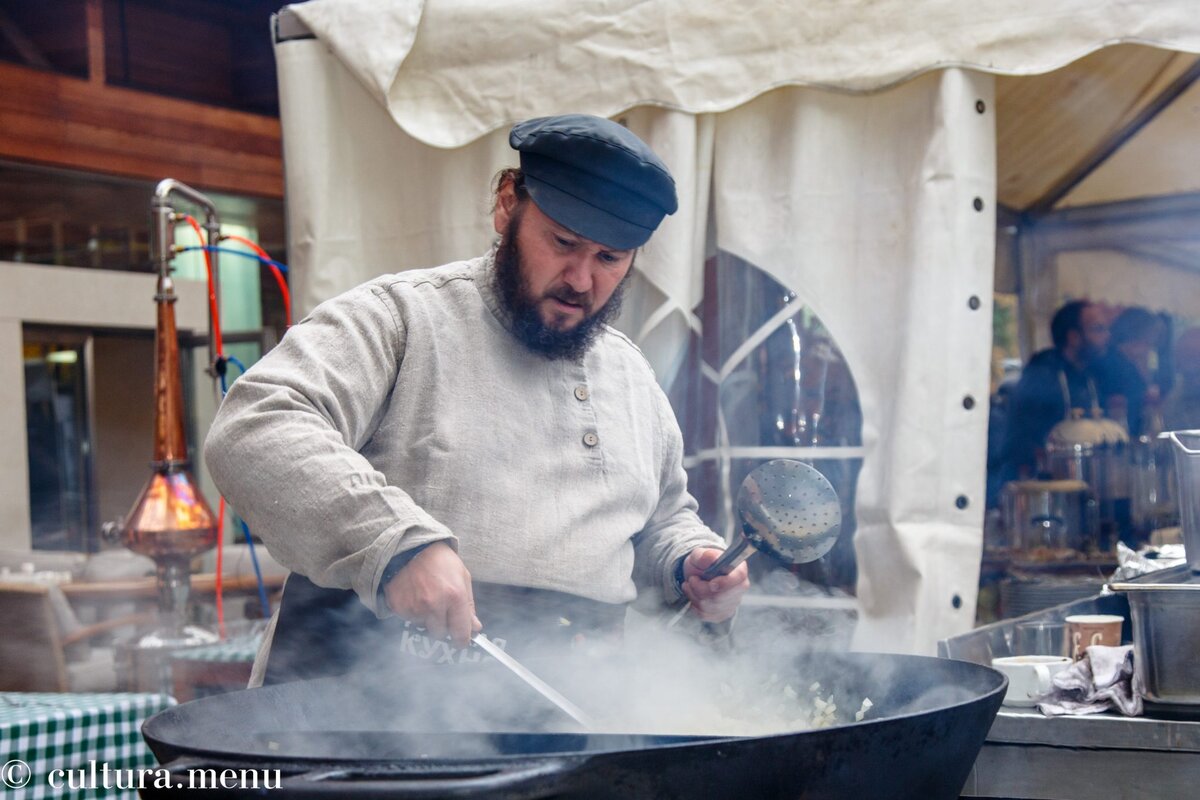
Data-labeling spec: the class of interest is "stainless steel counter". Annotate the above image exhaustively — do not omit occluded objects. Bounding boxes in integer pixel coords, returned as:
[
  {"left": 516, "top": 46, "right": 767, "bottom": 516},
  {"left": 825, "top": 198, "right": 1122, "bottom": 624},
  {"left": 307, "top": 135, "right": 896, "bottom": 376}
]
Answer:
[
  {"left": 941, "top": 581, "right": 1200, "bottom": 799},
  {"left": 964, "top": 707, "right": 1200, "bottom": 799}
]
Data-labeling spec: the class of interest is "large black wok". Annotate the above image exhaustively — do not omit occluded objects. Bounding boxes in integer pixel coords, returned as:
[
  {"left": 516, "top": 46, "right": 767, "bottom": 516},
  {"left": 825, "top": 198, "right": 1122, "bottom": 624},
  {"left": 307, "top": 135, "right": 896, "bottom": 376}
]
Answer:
[{"left": 141, "top": 651, "right": 1004, "bottom": 799}]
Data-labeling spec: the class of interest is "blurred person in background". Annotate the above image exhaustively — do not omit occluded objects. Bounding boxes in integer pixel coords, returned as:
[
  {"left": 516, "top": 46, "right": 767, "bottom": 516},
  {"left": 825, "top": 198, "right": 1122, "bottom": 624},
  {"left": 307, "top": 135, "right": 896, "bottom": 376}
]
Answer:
[
  {"left": 1095, "top": 307, "right": 1173, "bottom": 437},
  {"left": 985, "top": 373, "right": 1019, "bottom": 509},
  {"left": 1164, "top": 327, "right": 1200, "bottom": 431},
  {"left": 996, "top": 300, "right": 1109, "bottom": 484}
]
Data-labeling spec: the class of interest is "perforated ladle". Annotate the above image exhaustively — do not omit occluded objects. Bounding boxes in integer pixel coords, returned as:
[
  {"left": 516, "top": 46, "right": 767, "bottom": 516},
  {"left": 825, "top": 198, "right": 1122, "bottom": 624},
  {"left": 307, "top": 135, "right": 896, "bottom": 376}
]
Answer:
[{"left": 669, "top": 458, "right": 842, "bottom": 626}]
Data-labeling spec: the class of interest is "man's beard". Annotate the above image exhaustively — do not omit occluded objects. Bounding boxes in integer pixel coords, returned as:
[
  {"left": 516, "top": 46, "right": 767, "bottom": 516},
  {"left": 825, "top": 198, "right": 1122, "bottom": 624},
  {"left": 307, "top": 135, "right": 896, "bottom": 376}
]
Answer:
[{"left": 493, "top": 208, "right": 630, "bottom": 361}]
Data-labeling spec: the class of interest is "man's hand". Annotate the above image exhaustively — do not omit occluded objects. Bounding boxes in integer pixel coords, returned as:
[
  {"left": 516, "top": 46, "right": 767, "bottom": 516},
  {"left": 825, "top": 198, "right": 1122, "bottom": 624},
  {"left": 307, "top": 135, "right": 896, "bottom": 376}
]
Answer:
[
  {"left": 681, "top": 547, "right": 750, "bottom": 622},
  {"left": 383, "top": 541, "right": 482, "bottom": 646}
]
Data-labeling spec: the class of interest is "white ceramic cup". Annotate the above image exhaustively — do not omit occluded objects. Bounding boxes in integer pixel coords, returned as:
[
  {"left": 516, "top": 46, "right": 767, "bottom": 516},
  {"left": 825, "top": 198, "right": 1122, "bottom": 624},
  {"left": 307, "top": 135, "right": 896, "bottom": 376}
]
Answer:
[{"left": 991, "top": 655, "right": 1073, "bottom": 707}]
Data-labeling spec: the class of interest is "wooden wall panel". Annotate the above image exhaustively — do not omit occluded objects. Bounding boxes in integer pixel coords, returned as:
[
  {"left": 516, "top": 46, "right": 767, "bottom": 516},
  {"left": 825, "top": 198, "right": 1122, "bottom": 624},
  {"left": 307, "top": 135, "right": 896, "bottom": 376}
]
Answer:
[{"left": 0, "top": 61, "right": 282, "bottom": 198}]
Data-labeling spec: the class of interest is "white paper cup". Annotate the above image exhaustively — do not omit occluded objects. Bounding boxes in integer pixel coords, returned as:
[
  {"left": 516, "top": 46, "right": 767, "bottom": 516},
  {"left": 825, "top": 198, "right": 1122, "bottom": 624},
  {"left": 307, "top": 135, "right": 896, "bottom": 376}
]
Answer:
[{"left": 991, "top": 655, "right": 1072, "bottom": 707}]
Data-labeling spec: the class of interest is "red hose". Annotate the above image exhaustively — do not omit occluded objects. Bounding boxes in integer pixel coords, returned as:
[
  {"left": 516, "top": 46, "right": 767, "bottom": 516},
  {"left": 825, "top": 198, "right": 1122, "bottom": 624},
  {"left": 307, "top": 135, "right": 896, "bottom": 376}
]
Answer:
[
  {"left": 222, "top": 233, "right": 292, "bottom": 327},
  {"left": 182, "top": 222, "right": 287, "bottom": 638},
  {"left": 183, "top": 215, "right": 224, "bottom": 354},
  {"left": 183, "top": 214, "right": 227, "bottom": 636}
]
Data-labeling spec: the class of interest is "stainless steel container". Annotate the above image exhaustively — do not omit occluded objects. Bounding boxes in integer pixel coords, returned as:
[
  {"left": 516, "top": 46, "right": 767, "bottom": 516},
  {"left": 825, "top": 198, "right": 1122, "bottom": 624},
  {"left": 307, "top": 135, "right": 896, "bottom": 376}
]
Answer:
[
  {"left": 1131, "top": 433, "right": 1178, "bottom": 540},
  {"left": 1165, "top": 431, "right": 1200, "bottom": 571},
  {"left": 1111, "top": 566, "right": 1200, "bottom": 705}
]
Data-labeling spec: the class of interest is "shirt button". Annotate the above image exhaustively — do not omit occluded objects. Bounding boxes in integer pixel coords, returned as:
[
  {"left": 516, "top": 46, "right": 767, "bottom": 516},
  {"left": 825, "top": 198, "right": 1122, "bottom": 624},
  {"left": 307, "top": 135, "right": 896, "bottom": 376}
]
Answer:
[
  {"left": 583, "top": 432, "right": 599, "bottom": 447},
  {"left": 574, "top": 385, "right": 589, "bottom": 401}
]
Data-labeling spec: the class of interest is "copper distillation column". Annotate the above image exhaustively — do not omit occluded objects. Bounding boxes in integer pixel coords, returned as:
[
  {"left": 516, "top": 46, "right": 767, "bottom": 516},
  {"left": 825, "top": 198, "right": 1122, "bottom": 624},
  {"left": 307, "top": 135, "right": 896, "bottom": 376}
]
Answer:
[{"left": 108, "top": 180, "right": 222, "bottom": 659}]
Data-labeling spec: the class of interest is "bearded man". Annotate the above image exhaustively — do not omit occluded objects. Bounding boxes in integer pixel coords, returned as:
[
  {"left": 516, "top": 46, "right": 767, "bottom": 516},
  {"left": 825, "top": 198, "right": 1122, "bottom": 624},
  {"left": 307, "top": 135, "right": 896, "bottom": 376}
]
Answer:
[
  {"left": 996, "top": 299, "right": 1111, "bottom": 488},
  {"left": 205, "top": 114, "right": 749, "bottom": 685}
]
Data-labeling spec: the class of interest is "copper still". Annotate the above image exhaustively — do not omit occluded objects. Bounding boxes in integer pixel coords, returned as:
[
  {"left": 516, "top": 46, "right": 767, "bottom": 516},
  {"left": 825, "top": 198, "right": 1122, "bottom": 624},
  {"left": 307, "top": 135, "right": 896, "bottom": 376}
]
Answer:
[{"left": 108, "top": 179, "right": 222, "bottom": 651}]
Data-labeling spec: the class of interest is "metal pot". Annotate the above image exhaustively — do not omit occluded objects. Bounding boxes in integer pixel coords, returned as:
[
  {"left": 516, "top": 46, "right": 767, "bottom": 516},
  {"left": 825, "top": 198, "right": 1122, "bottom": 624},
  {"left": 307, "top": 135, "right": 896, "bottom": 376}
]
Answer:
[
  {"left": 1001, "top": 479, "right": 1096, "bottom": 555},
  {"left": 1044, "top": 413, "right": 1132, "bottom": 551},
  {"left": 140, "top": 652, "right": 1004, "bottom": 799}
]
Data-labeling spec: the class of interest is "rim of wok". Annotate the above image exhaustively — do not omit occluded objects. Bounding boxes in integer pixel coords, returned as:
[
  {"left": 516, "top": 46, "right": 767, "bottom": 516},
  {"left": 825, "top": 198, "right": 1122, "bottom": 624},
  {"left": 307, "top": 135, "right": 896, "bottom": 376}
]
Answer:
[{"left": 144, "top": 652, "right": 1007, "bottom": 764}]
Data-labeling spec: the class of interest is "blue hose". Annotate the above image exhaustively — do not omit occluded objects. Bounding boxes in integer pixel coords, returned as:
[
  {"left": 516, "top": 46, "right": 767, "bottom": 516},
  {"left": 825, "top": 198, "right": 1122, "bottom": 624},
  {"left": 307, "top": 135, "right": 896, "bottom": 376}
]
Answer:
[
  {"left": 177, "top": 245, "right": 289, "bottom": 273},
  {"left": 239, "top": 518, "right": 272, "bottom": 617},
  {"left": 217, "top": 355, "right": 247, "bottom": 398}
]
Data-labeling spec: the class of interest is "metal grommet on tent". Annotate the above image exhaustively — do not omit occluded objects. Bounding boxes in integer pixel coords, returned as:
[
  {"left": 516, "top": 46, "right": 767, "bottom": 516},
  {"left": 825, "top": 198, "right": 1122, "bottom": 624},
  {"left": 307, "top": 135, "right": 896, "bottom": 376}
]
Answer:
[
  {"left": 962, "top": 395, "right": 976, "bottom": 410},
  {"left": 972, "top": 197, "right": 984, "bottom": 211},
  {"left": 952, "top": 593, "right": 963, "bottom": 609},
  {"left": 968, "top": 295, "right": 981, "bottom": 310},
  {"left": 955, "top": 495, "right": 970, "bottom": 510},
  {"left": 975, "top": 100, "right": 986, "bottom": 114}
]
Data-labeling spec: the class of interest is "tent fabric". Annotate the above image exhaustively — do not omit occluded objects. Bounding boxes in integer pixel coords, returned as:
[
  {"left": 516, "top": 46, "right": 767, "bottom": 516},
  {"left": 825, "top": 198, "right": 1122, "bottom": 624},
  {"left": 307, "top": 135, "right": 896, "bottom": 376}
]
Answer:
[
  {"left": 274, "top": 40, "right": 509, "bottom": 314},
  {"left": 288, "top": 0, "right": 1200, "bottom": 149},
  {"left": 711, "top": 72, "right": 996, "bottom": 652}
]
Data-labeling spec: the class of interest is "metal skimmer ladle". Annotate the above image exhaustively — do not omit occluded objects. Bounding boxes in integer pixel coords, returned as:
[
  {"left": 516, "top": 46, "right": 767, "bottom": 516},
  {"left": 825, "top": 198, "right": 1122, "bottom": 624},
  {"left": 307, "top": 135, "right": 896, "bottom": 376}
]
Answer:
[{"left": 669, "top": 459, "right": 842, "bottom": 626}]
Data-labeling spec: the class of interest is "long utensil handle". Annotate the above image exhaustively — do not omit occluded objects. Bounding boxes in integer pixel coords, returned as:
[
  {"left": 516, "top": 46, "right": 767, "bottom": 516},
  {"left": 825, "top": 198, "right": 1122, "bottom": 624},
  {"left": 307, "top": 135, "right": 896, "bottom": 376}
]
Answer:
[
  {"left": 667, "top": 538, "right": 754, "bottom": 628},
  {"left": 472, "top": 634, "right": 596, "bottom": 730},
  {"left": 699, "top": 537, "right": 753, "bottom": 580}
]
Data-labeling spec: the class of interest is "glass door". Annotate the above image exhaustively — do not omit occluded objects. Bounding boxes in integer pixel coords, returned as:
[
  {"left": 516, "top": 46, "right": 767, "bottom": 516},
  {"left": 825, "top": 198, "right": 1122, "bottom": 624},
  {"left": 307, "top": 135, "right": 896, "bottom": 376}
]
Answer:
[{"left": 23, "top": 327, "right": 95, "bottom": 551}]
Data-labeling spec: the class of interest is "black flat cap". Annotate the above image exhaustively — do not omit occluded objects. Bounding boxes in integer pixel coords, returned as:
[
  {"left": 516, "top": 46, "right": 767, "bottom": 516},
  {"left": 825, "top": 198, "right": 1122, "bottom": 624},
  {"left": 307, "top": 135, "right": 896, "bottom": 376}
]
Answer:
[{"left": 509, "top": 114, "right": 678, "bottom": 250}]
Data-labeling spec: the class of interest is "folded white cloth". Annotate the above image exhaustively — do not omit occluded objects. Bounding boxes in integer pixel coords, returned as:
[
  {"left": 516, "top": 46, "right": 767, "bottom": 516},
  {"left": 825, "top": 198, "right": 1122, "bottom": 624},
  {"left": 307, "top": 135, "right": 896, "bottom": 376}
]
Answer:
[{"left": 1037, "top": 645, "right": 1143, "bottom": 716}]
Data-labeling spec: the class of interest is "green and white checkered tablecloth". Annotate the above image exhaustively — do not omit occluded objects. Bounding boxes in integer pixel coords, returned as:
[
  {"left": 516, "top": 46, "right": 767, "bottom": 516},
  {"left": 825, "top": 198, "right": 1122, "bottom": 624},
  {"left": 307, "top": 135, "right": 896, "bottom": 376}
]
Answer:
[{"left": 0, "top": 692, "right": 172, "bottom": 799}]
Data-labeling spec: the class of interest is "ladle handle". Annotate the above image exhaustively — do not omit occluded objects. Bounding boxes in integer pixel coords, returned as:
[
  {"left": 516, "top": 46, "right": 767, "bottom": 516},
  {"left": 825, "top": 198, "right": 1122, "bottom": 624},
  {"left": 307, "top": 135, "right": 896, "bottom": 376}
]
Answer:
[
  {"left": 666, "top": 537, "right": 753, "bottom": 629},
  {"left": 699, "top": 536, "right": 753, "bottom": 580}
]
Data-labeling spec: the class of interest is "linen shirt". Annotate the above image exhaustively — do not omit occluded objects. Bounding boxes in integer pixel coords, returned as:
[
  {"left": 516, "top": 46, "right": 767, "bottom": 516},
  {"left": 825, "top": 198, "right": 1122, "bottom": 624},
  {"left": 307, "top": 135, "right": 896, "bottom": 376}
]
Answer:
[{"left": 204, "top": 252, "right": 722, "bottom": 621}]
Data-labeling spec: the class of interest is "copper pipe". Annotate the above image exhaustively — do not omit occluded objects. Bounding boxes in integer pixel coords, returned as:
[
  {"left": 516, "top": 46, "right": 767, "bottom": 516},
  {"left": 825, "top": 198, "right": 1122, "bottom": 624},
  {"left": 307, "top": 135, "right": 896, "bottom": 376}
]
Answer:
[
  {"left": 123, "top": 270, "right": 217, "bottom": 562},
  {"left": 152, "top": 273, "right": 188, "bottom": 465},
  {"left": 153, "top": 178, "right": 221, "bottom": 375},
  {"left": 121, "top": 181, "right": 218, "bottom": 600}
]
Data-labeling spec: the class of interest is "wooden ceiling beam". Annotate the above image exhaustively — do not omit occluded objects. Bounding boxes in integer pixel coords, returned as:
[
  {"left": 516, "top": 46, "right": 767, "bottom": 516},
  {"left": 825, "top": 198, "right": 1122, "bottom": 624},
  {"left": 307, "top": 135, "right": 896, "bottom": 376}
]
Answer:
[{"left": 0, "top": 61, "right": 282, "bottom": 199}]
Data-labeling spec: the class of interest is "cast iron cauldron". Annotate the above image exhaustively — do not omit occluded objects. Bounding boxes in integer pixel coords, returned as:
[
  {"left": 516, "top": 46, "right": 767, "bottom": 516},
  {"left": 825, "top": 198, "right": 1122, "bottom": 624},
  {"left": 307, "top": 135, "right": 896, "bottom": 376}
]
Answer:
[{"left": 141, "top": 652, "right": 1004, "bottom": 799}]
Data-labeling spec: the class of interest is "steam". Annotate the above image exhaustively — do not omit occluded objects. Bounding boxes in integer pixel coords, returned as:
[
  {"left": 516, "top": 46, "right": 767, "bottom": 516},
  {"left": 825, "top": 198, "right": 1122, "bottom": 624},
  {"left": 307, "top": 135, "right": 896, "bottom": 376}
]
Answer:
[{"left": 293, "top": 595, "right": 867, "bottom": 742}]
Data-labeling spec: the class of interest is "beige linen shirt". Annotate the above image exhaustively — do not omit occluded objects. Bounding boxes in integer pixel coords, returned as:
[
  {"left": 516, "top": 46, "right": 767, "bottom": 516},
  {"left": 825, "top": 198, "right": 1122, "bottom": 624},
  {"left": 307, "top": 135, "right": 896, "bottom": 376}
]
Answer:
[{"left": 205, "top": 252, "right": 722, "bottom": 630}]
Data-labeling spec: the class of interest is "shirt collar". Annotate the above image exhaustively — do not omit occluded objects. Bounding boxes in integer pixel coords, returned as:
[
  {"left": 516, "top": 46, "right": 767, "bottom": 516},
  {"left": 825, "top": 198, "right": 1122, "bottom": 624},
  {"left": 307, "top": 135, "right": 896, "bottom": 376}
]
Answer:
[{"left": 472, "top": 246, "right": 514, "bottom": 335}]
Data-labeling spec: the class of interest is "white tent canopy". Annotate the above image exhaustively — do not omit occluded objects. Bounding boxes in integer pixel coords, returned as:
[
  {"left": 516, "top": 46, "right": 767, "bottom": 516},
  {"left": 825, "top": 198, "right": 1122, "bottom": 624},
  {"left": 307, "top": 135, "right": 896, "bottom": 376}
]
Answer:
[
  {"left": 273, "top": 0, "right": 1200, "bottom": 654},
  {"left": 288, "top": 0, "right": 1200, "bottom": 149}
]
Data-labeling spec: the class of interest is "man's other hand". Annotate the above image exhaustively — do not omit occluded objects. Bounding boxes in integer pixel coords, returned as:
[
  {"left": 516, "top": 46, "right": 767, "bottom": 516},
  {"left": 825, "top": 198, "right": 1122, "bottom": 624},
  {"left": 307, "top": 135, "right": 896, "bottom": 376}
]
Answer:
[
  {"left": 383, "top": 541, "right": 482, "bottom": 646},
  {"left": 681, "top": 547, "right": 750, "bottom": 622}
]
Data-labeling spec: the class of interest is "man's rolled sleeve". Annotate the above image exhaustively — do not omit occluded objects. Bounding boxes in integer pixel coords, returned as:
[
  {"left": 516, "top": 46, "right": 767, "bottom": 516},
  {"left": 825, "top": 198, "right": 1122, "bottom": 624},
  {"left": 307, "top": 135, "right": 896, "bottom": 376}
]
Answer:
[
  {"left": 632, "top": 387, "right": 725, "bottom": 604},
  {"left": 205, "top": 282, "right": 457, "bottom": 615}
]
